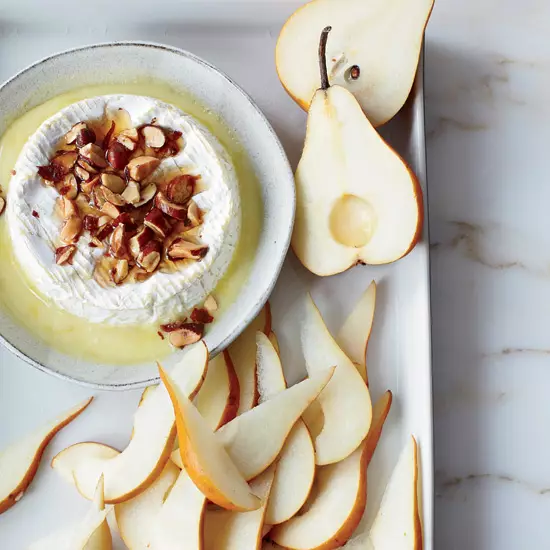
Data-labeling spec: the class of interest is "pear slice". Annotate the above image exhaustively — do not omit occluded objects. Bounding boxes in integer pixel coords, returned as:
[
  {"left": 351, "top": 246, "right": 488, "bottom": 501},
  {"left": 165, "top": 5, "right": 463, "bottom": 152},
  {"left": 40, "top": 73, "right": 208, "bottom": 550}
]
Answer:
[
  {"left": 115, "top": 461, "right": 180, "bottom": 550},
  {"left": 268, "top": 331, "right": 280, "bottom": 354},
  {"left": 256, "top": 332, "right": 316, "bottom": 525},
  {"left": 336, "top": 281, "right": 377, "bottom": 383},
  {"left": 367, "top": 436, "right": 422, "bottom": 550},
  {"left": 270, "top": 391, "right": 392, "bottom": 550},
  {"left": 29, "top": 476, "right": 111, "bottom": 550},
  {"left": 159, "top": 364, "right": 261, "bottom": 512},
  {"left": 215, "top": 365, "right": 334, "bottom": 480},
  {"left": 53, "top": 342, "right": 207, "bottom": 503},
  {"left": 290, "top": 27, "right": 423, "bottom": 276},
  {"left": 170, "top": 351, "right": 240, "bottom": 468},
  {"left": 204, "top": 464, "right": 276, "bottom": 550},
  {"left": 0, "top": 397, "right": 92, "bottom": 514},
  {"left": 301, "top": 294, "right": 372, "bottom": 465},
  {"left": 276, "top": 0, "right": 434, "bottom": 127},
  {"left": 228, "top": 304, "right": 271, "bottom": 414}
]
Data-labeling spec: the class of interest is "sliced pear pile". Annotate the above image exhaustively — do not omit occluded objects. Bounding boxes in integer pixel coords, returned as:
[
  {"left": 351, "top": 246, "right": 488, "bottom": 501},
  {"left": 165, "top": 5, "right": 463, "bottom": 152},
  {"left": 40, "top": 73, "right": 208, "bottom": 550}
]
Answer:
[
  {"left": 0, "top": 396, "right": 92, "bottom": 514},
  {"left": 276, "top": 0, "right": 434, "bottom": 127}
]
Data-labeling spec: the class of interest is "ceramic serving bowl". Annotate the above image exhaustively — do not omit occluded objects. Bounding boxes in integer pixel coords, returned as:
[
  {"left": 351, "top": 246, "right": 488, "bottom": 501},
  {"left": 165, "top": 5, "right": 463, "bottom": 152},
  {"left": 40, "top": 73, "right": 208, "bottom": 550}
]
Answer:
[{"left": 0, "top": 42, "right": 295, "bottom": 389}]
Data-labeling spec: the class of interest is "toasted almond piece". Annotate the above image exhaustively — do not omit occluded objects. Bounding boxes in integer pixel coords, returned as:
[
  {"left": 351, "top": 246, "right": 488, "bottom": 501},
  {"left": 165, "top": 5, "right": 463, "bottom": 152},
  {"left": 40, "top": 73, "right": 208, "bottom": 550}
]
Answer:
[
  {"left": 137, "top": 240, "right": 162, "bottom": 272},
  {"left": 60, "top": 216, "right": 82, "bottom": 244},
  {"left": 110, "top": 224, "right": 129, "bottom": 259},
  {"left": 65, "top": 122, "right": 87, "bottom": 145},
  {"left": 112, "top": 259, "right": 129, "bottom": 284},
  {"left": 106, "top": 142, "right": 131, "bottom": 170},
  {"left": 129, "top": 226, "right": 155, "bottom": 259},
  {"left": 101, "top": 202, "right": 122, "bottom": 219},
  {"left": 82, "top": 215, "right": 99, "bottom": 233},
  {"left": 144, "top": 208, "right": 170, "bottom": 238},
  {"left": 37, "top": 163, "right": 65, "bottom": 183},
  {"left": 57, "top": 174, "right": 79, "bottom": 200},
  {"left": 121, "top": 180, "right": 141, "bottom": 204},
  {"left": 59, "top": 197, "right": 79, "bottom": 220},
  {"left": 168, "top": 239, "right": 208, "bottom": 260},
  {"left": 204, "top": 295, "right": 218, "bottom": 313},
  {"left": 96, "top": 219, "right": 115, "bottom": 241},
  {"left": 166, "top": 175, "right": 196, "bottom": 205},
  {"left": 76, "top": 127, "right": 96, "bottom": 149},
  {"left": 52, "top": 151, "right": 78, "bottom": 172},
  {"left": 80, "top": 175, "right": 100, "bottom": 196},
  {"left": 187, "top": 201, "right": 202, "bottom": 227},
  {"left": 78, "top": 159, "right": 98, "bottom": 174},
  {"left": 142, "top": 125, "right": 166, "bottom": 148},
  {"left": 93, "top": 262, "right": 114, "bottom": 288},
  {"left": 126, "top": 156, "right": 161, "bottom": 181},
  {"left": 100, "top": 186, "right": 126, "bottom": 206},
  {"left": 127, "top": 265, "right": 153, "bottom": 283},
  {"left": 0, "top": 197, "right": 5, "bottom": 216},
  {"left": 159, "top": 320, "right": 188, "bottom": 332},
  {"left": 74, "top": 165, "right": 91, "bottom": 182},
  {"left": 80, "top": 143, "right": 108, "bottom": 169},
  {"left": 190, "top": 307, "right": 214, "bottom": 324},
  {"left": 168, "top": 323, "right": 204, "bottom": 348},
  {"left": 117, "top": 128, "right": 139, "bottom": 152},
  {"left": 98, "top": 215, "right": 112, "bottom": 228},
  {"left": 101, "top": 173, "right": 126, "bottom": 194},
  {"left": 155, "top": 192, "right": 188, "bottom": 221},
  {"left": 55, "top": 245, "right": 77, "bottom": 265},
  {"left": 135, "top": 183, "right": 157, "bottom": 207}
]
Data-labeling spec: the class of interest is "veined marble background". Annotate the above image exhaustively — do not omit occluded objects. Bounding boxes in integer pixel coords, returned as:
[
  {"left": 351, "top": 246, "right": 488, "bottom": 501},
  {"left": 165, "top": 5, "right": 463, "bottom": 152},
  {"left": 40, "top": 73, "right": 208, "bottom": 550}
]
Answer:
[{"left": 426, "top": 0, "right": 550, "bottom": 547}]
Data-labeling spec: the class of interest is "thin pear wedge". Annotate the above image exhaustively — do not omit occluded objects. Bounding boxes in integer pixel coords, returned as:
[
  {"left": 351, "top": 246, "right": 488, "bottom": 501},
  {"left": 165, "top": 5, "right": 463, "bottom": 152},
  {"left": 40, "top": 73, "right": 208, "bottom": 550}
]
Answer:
[
  {"left": 290, "top": 27, "right": 423, "bottom": 276},
  {"left": 204, "top": 465, "right": 276, "bottom": 550},
  {"left": 0, "top": 397, "right": 92, "bottom": 514},
  {"left": 54, "top": 343, "right": 207, "bottom": 503},
  {"left": 270, "top": 392, "right": 392, "bottom": 550},
  {"left": 336, "top": 281, "right": 377, "bottom": 383},
  {"left": 159, "top": 364, "right": 261, "bottom": 512},
  {"left": 170, "top": 351, "right": 240, "bottom": 467},
  {"left": 216, "top": 365, "right": 334, "bottom": 480},
  {"left": 29, "top": 476, "right": 111, "bottom": 550},
  {"left": 115, "top": 461, "right": 180, "bottom": 550},
  {"left": 367, "top": 436, "right": 422, "bottom": 550},
  {"left": 276, "top": 0, "right": 434, "bottom": 126},
  {"left": 228, "top": 304, "right": 271, "bottom": 414},
  {"left": 256, "top": 331, "right": 316, "bottom": 525},
  {"left": 301, "top": 294, "right": 372, "bottom": 465}
]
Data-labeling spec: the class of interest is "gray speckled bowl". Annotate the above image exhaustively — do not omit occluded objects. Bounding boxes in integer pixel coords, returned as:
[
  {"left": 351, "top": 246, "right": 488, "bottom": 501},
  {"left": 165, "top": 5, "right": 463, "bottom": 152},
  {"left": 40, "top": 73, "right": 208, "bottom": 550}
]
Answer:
[{"left": 0, "top": 42, "right": 295, "bottom": 389}]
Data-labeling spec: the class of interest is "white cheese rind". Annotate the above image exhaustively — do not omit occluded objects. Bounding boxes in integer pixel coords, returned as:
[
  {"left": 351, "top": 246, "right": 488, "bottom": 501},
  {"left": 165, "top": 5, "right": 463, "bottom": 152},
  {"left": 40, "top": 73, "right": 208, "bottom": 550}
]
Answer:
[{"left": 6, "top": 95, "right": 240, "bottom": 325}]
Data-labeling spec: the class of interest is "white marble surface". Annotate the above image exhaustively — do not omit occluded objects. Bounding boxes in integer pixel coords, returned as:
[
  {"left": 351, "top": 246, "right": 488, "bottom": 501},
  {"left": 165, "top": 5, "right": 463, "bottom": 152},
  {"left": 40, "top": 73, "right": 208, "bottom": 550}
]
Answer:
[
  {"left": 0, "top": 0, "right": 547, "bottom": 548},
  {"left": 426, "top": 1, "right": 550, "bottom": 548}
]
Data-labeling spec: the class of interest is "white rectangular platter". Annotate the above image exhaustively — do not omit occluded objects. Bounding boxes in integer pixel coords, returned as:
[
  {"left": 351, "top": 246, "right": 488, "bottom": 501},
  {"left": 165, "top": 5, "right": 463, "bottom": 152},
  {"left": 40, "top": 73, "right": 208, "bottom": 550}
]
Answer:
[{"left": 0, "top": 1, "right": 433, "bottom": 548}]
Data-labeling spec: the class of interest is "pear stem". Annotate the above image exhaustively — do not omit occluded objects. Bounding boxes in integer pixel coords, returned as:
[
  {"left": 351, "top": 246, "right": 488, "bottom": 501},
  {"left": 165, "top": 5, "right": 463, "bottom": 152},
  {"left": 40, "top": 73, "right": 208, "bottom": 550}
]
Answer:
[{"left": 319, "top": 26, "right": 332, "bottom": 91}]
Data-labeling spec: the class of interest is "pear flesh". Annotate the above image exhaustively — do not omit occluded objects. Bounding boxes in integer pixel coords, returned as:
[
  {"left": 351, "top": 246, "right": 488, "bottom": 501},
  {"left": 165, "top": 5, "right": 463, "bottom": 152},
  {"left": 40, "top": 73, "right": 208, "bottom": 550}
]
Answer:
[
  {"left": 292, "top": 82, "right": 422, "bottom": 276},
  {"left": 276, "top": 0, "right": 434, "bottom": 126}
]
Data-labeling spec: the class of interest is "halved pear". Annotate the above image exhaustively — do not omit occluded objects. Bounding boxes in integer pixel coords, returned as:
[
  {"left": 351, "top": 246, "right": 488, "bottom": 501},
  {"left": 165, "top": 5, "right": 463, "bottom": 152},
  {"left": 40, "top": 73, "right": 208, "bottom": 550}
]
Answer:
[
  {"left": 276, "top": 0, "right": 434, "bottom": 127},
  {"left": 115, "top": 461, "right": 180, "bottom": 550},
  {"left": 256, "top": 332, "right": 316, "bottom": 525},
  {"left": 204, "top": 464, "right": 276, "bottom": 550},
  {"left": 29, "top": 476, "right": 111, "bottom": 550},
  {"left": 216, "top": 365, "right": 334, "bottom": 480},
  {"left": 228, "top": 304, "right": 271, "bottom": 414},
  {"left": 270, "top": 391, "right": 392, "bottom": 550},
  {"left": 0, "top": 397, "right": 92, "bottom": 514},
  {"left": 159, "top": 364, "right": 261, "bottom": 512},
  {"left": 336, "top": 281, "right": 377, "bottom": 384},
  {"left": 367, "top": 436, "right": 422, "bottom": 550},
  {"left": 54, "top": 343, "right": 207, "bottom": 503},
  {"left": 301, "top": 294, "right": 372, "bottom": 465},
  {"left": 290, "top": 28, "right": 423, "bottom": 276}
]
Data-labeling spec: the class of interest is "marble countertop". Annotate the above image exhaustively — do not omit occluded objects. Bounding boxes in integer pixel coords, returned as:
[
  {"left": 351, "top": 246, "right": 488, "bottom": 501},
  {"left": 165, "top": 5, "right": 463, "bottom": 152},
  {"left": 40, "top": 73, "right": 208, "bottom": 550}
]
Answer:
[
  {"left": 426, "top": 0, "right": 550, "bottom": 547},
  {"left": 0, "top": 0, "right": 547, "bottom": 548}
]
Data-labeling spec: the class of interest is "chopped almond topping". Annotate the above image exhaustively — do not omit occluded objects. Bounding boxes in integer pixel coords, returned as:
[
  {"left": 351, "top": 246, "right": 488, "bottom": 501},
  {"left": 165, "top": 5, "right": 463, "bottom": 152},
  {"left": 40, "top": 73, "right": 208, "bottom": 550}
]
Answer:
[
  {"left": 204, "top": 295, "right": 218, "bottom": 313},
  {"left": 168, "top": 323, "right": 204, "bottom": 348},
  {"left": 55, "top": 245, "right": 76, "bottom": 265},
  {"left": 191, "top": 307, "right": 214, "bottom": 324}
]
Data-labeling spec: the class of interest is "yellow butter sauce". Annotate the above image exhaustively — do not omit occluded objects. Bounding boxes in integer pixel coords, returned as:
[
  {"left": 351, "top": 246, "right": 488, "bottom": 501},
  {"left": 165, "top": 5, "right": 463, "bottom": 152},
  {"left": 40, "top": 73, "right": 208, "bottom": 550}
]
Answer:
[{"left": 0, "top": 82, "right": 262, "bottom": 365}]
